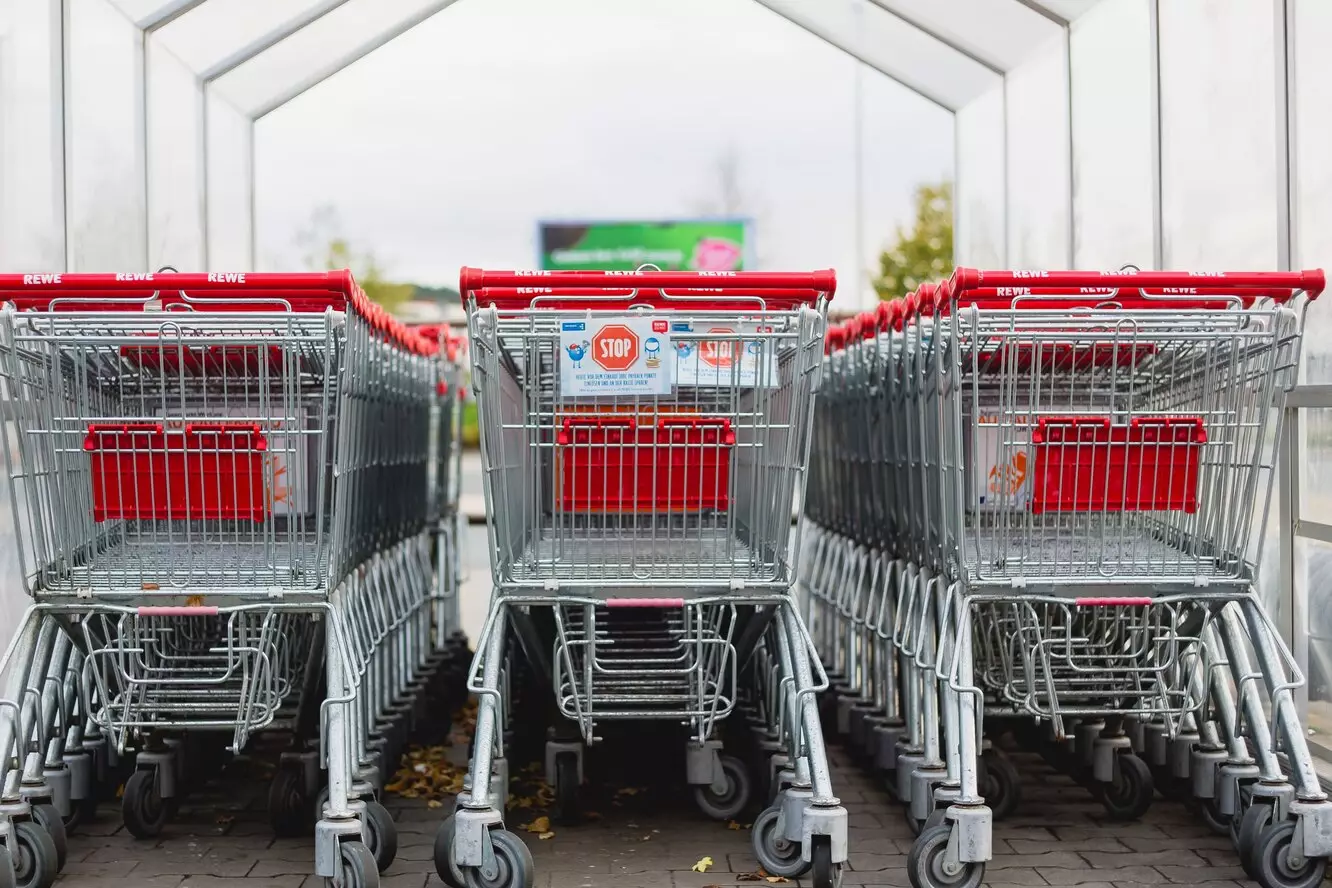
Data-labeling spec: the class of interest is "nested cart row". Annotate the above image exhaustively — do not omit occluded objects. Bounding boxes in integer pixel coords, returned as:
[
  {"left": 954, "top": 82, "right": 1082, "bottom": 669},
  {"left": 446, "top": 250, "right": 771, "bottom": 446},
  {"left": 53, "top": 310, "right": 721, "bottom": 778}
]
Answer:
[
  {"left": 804, "top": 267, "right": 1332, "bottom": 888},
  {"left": 432, "top": 267, "right": 848, "bottom": 888},
  {"left": 0, "top": 273, "right": 470, "bottom": 888}
]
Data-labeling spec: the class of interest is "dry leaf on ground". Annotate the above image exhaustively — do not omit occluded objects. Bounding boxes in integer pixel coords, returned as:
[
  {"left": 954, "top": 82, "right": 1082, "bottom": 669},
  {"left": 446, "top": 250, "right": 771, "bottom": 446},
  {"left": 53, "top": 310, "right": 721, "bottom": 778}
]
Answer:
[{"left": 691, "top": 856, "right": 714, "bottom": 873}]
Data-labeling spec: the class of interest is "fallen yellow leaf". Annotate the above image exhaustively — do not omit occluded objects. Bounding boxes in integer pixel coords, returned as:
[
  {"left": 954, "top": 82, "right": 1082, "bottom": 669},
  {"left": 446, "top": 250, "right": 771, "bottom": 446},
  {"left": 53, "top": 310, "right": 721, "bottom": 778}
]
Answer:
[
  {"left": 427, "top": 800, "right": 443, "bottom": 809},
  {"left": 538, "top": 831, "right": 555, "bottom": 840},
  {"left": 692, "top": 856, "right": 714, "bottom": 873},
  {"left": 523, "top": 816, "right": 550, "bottom": 834},
  {"left": 728, "top": 820, "right": 743, "bottom": 830}
]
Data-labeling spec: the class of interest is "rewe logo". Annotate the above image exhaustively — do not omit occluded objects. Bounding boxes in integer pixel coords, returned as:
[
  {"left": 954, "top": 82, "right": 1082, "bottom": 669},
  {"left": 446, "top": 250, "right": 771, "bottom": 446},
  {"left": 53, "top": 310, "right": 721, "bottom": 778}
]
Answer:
[
  {"left": 1010, "top": 270, "right": 1048, "bottom": 279},
  {"left": 22, "top": 274, "right": 60, "bottom": 285},
  {"left": 116, "top": 273, "right": 154, "bottom": 282},
  {"left": 207, "top": 272, "right": 246, "bottom": 283},
  {"left": 997, "top": 287, "right": 1030, "bottom": 297}
]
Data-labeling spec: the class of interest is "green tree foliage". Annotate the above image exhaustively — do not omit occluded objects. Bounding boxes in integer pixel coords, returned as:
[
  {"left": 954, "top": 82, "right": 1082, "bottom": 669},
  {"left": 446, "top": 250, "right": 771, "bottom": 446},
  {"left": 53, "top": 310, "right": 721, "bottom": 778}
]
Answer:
[
  {"left": 871, "top": 182, "right": 954, "bottom": 300},
  {"left": 297, "top": 206, "right": 414, "bottom": 313}
]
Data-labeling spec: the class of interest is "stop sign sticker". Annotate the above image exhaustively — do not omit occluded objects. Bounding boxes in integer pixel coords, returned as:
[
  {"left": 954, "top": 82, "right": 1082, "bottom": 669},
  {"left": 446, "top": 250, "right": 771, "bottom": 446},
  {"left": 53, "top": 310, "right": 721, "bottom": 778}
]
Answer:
[
  {"left": 560, "top": 316, "right": 671, "bottom": 396},
  {"left": 592, "top": 324, "right": 639, "bottom": 372},
  {"left": 700, "top": 327, "right": 737, "bottom": 369}
]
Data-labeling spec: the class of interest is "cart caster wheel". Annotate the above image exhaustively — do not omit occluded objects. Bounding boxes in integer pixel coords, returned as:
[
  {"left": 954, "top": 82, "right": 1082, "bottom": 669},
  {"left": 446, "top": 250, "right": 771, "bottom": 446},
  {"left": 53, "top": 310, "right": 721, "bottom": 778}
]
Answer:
[
  {"left": 810, "top": 835, "right": 843, "bottom": 888},
  {"left": 0, "top": 844, "right": 15, "bottom": 888},
  {"left": 1238, "top": 801, "right": 1276, "bottom": 878},
  {"left": 1251, "top": 819, "right": 1327, "bottom": 888},
  {"left": 751, "top": 806, "right": 811, "bottom": 879},
  {"left": 433, "top": 815, "right": 465, "bottom": 888},
  {"left": 325, "top": 840, "right": 379, "bottom": 888},
  {"left": 29, "top": 805, "right": 65, "bottom": 872},
  {"left": 362, "top": 798, "right": 398, "bottom": 874},
  {"left": 693, "top": 755, "right": 752, "bottom": 821},
  {"left": 12, "top": 820, "right": 58, "bottom": 888},
  {"left": 62, "top": 797, "right": 98, "bottom": 833},
  {"left": 1092, "top": 754, "right": 1153, "bottom": 821},
  {"left": 552, "top": 752, "right": 581, "bottom": 826},
  {"left": 904, "top": 803, "right": 926, "bottom": 837},
  {"left": 460, "top": 828, "right": 534, "bottom": 888},
  {"left": 269, "top": 766, "right": 314, "bottom": 837},
  {"left": 980, "top": 749, "right": 1021, "bottom": 821},
  {"left": 908, "top": 823, "right": 984, "bottom": 888},
  {"left": 122, "top": 769, "right": 168, "bottom": 840},
  {"left": 1186, "top": 796, "right": 1230, "bottom": 836}
]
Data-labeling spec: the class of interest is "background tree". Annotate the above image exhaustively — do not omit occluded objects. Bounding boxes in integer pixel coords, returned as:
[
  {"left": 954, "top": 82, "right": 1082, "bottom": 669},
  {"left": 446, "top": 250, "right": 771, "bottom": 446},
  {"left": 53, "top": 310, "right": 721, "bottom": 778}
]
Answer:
[
  {"left": 871, "top": 181, "right": 954, "bottom": 299},
  {"left": 296, "top": 205, "right": 415, "bottom": 312}
]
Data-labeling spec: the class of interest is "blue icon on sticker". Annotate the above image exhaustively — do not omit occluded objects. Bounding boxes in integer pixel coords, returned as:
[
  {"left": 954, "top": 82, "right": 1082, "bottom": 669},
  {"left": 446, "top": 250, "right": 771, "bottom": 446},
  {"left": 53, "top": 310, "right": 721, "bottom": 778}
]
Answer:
[{"left": 562, "top": 322, "right": 586, "bottom": 331}]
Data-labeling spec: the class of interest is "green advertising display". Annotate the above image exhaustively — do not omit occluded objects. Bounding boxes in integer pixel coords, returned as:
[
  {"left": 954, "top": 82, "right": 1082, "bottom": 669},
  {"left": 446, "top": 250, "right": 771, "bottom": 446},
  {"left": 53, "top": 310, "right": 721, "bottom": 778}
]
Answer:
[{"left": 539, "top": 220, "right": 750, "bottom": 272}]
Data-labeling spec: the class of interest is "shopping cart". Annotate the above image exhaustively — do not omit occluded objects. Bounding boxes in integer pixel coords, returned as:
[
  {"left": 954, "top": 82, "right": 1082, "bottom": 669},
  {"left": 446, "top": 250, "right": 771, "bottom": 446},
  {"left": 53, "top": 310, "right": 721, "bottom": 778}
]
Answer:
[
  {"left": 805, "top": 268, "right": 1332, "bottom": 888},
  {"left": 433, "top": 267, "right": 849, "bottom": 888},
  {"left": 0, "top": 271, "right": 443, "bottom": 888}
]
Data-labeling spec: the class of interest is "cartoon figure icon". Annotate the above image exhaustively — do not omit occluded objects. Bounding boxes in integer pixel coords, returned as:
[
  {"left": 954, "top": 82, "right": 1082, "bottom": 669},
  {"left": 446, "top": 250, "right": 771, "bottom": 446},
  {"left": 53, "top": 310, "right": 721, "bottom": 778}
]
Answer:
[
  {"left": 746, "top": 340, "right": 761, "bottom": 356},
  {"left": 676, "top": 341, "right": 694, "bottom": 359},
  {"left": 566, "top": 340, "right": 590, "bottom": 368},
  {"left": 644, "top": 336, "right": 662, "bottom": 368}
]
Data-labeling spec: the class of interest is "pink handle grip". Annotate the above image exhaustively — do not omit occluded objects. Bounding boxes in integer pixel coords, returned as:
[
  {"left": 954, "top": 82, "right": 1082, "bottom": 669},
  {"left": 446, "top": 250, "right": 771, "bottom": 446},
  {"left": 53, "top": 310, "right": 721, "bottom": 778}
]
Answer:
[
  {"left": 136, "top": 606, "right": 220, "bottom": 617},
  {"left": 1073, "top": 597, "right": 1154, "bottom": 607},
  {"left": 605, "top": 598, "right": 685, "bottom": 608}
]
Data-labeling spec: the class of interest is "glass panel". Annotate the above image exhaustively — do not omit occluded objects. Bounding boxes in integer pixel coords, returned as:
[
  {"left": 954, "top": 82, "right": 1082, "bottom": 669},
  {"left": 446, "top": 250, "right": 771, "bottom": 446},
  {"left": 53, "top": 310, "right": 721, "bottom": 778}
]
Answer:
[
  {"left": 1159, "top": 0, "right": 1277, "bottom": 268},
  {"left": 156, "top": 0, "right": 340, "bottom": 77},
  {"left": 0, "top": 0, "right": 63, "bottom": 271},
  {"left": 1005, "top": 35, "right": 1070, "bottom": 269},
  {"left": 205, "top": 95, "right": 252, "bottom": 270},
  {"left": 148, "top": 36, "right": 204, "bottom": 270},
  {"left": 1299, "top": 536, "right": 1332, "bottom": 748},
  {"left": 67, "top": 0, "right": 147, "bottom": 271},
  {"left": 1292, "top": 0, "right": 1332, "bottom": 383},
  {"left": 1070, "top": 0, "right": 1154, "bottom": 269},
  {"left": 868, "top": 0, "right": 1061, "bottom": 71},
  {"left": 1301, "top": 408, "right": 1332, "bottom": 526},
  {"left": 955, "top": 82, "right": 1005, "bottom": 267}
]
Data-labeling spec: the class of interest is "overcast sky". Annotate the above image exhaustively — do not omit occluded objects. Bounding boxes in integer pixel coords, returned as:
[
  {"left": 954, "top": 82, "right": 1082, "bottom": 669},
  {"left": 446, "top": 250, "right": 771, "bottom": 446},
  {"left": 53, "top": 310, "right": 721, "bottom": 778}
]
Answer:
[{"left": 246, "top": 0, "right": 953, "bottom": 308}]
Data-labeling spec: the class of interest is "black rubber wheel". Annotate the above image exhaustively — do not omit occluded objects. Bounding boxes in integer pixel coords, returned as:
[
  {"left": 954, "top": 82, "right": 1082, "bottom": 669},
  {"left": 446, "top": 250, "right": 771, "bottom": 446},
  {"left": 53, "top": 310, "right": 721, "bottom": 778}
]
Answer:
[
  {"left": 362, "top": 799, "right": 398, "bottom": 875},
  {"left": 325, "top": 840, "right": 379, "bottom": 888},
  {"left": 1188, "top": 796, "right": 1230, "bottom": 836},
  {"left": 62, "top": 796, "right": 98, "bottom": 833},
  {"left": 552, "top": 753, "right": 581, "bottom": 826},
  {"left": 693, "top": 755, "right": 752, "bottom": 821},
  {"left": 1251, "top": 819, "right": 1327, "bottom": 888},
  {"left": 11, "top": 821, "right": 58, "bottom": 888},
  {"left": 121, "top": 770, "right": 168, "bottom": 840},
  {"left": 29, "top": 805, "right": 65, "bottom": 872},
  {"left": 904, "top": 803, "right": 926, "bottom": 837},
  {"left": 1094, "top": 754, "right": 1154, "bottom": 821},
  {"left": 751, "top": 806, "right": 809, "bottom": 879},
  {"left": 809, "top": 835, "right": 843, "bottom": 888},
  {"left": 268, "top": 766, "right": 314, "bottom": 838},
  {"left": 907, "top": 823, "right": 984, "bottom": 888},
  {"left": 980, "top": 749, "right": 1022, "bottom": 821},
  {"left": 432, "top": 815, "right": 465, "bottom": 888},
  {"left": 461, "top": 828, "right": 535, "bottom": 888},
  {"left": 1238, "top": 802, "right": 1276, "bottom": 879}
]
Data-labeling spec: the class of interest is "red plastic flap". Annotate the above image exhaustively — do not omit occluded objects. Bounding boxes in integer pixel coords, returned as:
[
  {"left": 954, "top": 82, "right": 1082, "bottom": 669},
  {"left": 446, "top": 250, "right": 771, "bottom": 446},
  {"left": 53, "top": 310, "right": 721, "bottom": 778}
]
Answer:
[{"left": 1030, "top": 415, "right": 1207, "bottom": 514}]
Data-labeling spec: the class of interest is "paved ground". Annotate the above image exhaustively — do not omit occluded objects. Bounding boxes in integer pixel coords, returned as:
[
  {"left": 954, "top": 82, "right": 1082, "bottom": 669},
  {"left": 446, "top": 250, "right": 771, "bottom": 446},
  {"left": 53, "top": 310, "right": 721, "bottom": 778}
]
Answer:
[{"left": 51, "top": 736, "right": 1259, "bottom": 888}]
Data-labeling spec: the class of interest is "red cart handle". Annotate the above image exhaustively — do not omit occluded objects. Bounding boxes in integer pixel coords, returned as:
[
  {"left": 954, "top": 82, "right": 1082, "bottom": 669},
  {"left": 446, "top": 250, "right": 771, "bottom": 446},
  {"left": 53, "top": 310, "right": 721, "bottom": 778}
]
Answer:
[
  {"left": 461, "top": 267, "right": 834, "bottom": 311},
  {"left": 0, "top": 271, "right": 439, "bottom": 357}
]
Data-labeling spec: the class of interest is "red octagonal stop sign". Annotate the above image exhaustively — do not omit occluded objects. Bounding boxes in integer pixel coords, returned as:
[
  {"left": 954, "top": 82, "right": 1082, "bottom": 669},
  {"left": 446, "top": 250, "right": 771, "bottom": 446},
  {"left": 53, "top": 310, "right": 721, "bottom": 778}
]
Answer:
[
  {"left": 592, "top": 323, "right": 639, "bottom": 372},
  {"left": 701, "top": 327, "right": 737, "bottom": 368}
]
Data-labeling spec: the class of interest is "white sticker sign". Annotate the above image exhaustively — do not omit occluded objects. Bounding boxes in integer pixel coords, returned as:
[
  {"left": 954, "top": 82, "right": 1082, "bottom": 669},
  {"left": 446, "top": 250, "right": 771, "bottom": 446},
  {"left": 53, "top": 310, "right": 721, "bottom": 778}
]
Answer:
[
  {"left": 560, "top": 316, "right": 673, "bottom": 396},
  {"left": 673, "top": 320, "right": 780, "bottom": 388}
]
